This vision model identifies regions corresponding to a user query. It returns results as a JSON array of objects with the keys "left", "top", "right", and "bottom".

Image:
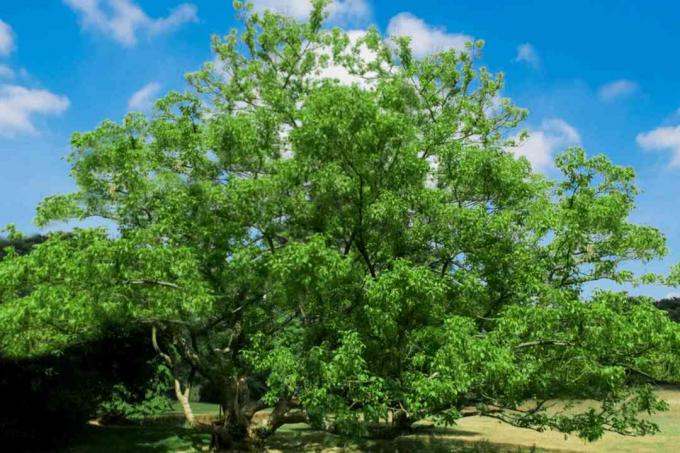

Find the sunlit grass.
[{"left": 66, "top": 386, "right": 680, "bottom": 452}]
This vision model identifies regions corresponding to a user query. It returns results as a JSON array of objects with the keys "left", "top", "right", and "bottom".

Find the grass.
[
  {"left": 167, "top": 401, "right": 220, "bottom": 416},
  {"left": 443, "top": 386, "right": 680, "bottom": 453},
  {"left": 63, "top": 424, "right": 211, "bottom": 453},
  {"left": 64, "top": 425, "right": 528, "bottom": 453},
  {"left": 63, "top": 386, "right": 680, "bottom": 452}
]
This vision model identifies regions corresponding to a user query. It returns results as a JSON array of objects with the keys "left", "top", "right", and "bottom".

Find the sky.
[{"left": 1, "top": 0, "right": 680, "bottom": 298}]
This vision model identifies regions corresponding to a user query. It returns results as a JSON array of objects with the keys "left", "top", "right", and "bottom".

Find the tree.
[
  {"left": 1, "top": 1, "right": 680, "bottom": 448},
  {"left": 656, "top": 296, "right": 680, "bottom": 323}
]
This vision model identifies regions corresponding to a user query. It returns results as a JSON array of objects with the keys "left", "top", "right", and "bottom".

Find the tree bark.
[
  {"left": 209, "top": 395, "right": 307, "bottom": 451},
  {"left": 248, "top": 397, "right": 307, "bottom": 440},
  {"left": 174, "top": 379, "right": 196, "bottom": 427},
  {"left": 151, "top": 326, "right": 198, "bottom": 427},
  {"left": 392, "top": 409, "right": 413, "bottom": 431}
]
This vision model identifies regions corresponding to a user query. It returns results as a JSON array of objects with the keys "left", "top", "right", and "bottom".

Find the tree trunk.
[
  {"left": 209, "top": 376, "right": 252, "bottom": 450},
  {"left": 151, "top": 326, "right": 197, "bottom": 427},
  {"left": 174, "top": 379, "right": 196, "bottom": 427},
  {"left": 209, "top": 413, "right": 254, "bottom": 452},
  {"left": 209, "top": 393, "right": 307, "bottom": 451},
  {"left": 392, "top": 409, "right": 412, "bottom": 430},
  {"left": 247, "top": 398, "right": 307, "bottom": 441}
]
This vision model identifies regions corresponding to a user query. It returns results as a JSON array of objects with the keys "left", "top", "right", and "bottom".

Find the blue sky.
[{"left": 1, "top": 0, "right": 679, "bottom": 298}]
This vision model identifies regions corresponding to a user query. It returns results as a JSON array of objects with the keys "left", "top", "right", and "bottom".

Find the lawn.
[
  {"left": 63, "top": 386, "right": 680, "bottom": 452},
  {"left": 448, "top": 386, "right": 680, "bottom": 453}
]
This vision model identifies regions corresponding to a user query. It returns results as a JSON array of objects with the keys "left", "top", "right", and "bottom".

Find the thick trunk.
[
  {"left": 248, "top": 400, "right": 307, "bottom": 441},
  {"left": 210, "top": 423, "right": 249, "bottom": 451},
  {"left": 209, "top": 376, "right": 253, "bottom": 450},
  {"left": 209, "top": 412, "right": 308, "bottom": 451},
  {"left": 210, "top": 413, "right": 255, "bottom": 452},
  {"left": 209, "top": 395, "right": 306, "bottom": 451},
  {"left": 392, "top": 409, "right": 413, "bottom": 430}
]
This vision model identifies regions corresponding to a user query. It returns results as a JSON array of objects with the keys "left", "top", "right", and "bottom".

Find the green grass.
[
  {"left": 168, "top": 401, "right": 220, "bottom": 417},
  {"left": 62, "top": 425, "right": 211, "bottom": 453},
  {"left": 64, "top": 424, "right": 526, "bottom": 453},
  {"left": 64, "top": 386, "right": 680, "bottom": 452},
  {"left": 443, "top": 386, "right": 680, "bottom": 453}
]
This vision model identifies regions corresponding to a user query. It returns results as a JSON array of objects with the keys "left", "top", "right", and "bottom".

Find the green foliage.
[
  {"left": 1, "top": 0, "right": 679, "bottom": 444},
  {"left": 98, "top": 363, "right": 174, "bottom": 421}
]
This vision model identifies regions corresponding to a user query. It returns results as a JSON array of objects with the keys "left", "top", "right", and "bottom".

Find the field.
[{"left": 60, "top": 386, "right": 680, "bottom": 452}]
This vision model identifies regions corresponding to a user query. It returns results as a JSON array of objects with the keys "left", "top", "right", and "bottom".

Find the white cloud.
[
  {"left": 514, "top": 43, "right": 539, "bottom": 68},
  {"left": 0, "top": 19, "right": 15, "bottom": 56},
  {"left": 315, "top": 30, "right": 378, "bottom": 87},
  {"left": 251, "top": 0, "right": 370, "bottom": 24},
  {"left": 0, "top": 64, "right": 14, "bottom": 79},
  {"left": 128, "top": 82, "right": 161, "bottom": 111},
  {"left": 64, "top": 0, "right": 198, "bottom": 47},
  {"left": 146, "top": 5, "right": 197, "bottom": 35},
  {"left": 636, "top": 124, "right": 680, "bottom": 167},
  {"left": 598, "top": 79, "right": 638, "bottom": 102},
  {"left": 513, "top": 118, "right": 581, "bottom": 171},
  {"left": 386, "top": 12, "right": 472, "bottom": 57},
  {"left": 664, "top": 292, "right": 680, "bottom": 299},
  {"left": 0, "top": 84, "right": 70, "bottom": 136},
  {"left": 326, "top": 0, "right": 370, "bottom": 23}
]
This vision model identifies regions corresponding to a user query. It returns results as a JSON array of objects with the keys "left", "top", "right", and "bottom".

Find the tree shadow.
[
  {"left": 57, "top": 424, "right": 210, "bottom": 453},
  {"left": 60, "top": 421, "right": 527, "bottom": 453},
  {"left": 267, "top": 423, "right": 508, "bottom": 453}
]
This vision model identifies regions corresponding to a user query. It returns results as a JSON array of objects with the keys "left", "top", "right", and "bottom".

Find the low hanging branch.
[{"left": 515, "top": 339, "right": 574, "bottom": 349}]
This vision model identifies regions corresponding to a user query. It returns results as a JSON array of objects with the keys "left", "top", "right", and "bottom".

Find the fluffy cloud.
[
  {"left": 514, "top": 43, "right": 539, "bottom": 68},
  {"left": 513, "top": 118, "right": 581, "bottom": 171},
  {"left": 0, "top": 64, "right": 14, "bottom": 79},
  {"left": 128, "top": 82, "right": 161, "bottom": 111},
  {"left": 636, "top": 124, "right": 680, "bottom": 167},
  {"left": 315, "top": 30, "right": 377, "bottom": 86},
  {"left": 64, "top": 0, "right": 197, "bottom": 46},
  {"left": 386, "top": 12, "right": 472, "bottom": 57},
  {"left": 598, "top": 79, "right": 638, "bottom": 102},
  {"left": 0, "top": 19, "right": 15, "bottom": 56},
  {"left": 250, "top": 0, "right": 370, "bottom": 24},
  {"left": 0, "top": 84, "right": 70, "bottom": 136}
]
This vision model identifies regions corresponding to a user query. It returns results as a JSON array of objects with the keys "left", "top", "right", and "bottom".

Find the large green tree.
[{"left": 2, "top": 1, "right": 680, "bottom": 448}]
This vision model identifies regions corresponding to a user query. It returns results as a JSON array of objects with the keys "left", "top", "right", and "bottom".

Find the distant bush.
[{"left": 98, "top": 362, "right": 174, "bottom": 423}]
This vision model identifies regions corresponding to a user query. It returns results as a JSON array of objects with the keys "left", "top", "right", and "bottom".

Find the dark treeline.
[
  {"left": 0, "top": 234, "right": 48, "bottom": 258},
  {"left": 656, "top": 296, "right": 680, "bottom": 323}
]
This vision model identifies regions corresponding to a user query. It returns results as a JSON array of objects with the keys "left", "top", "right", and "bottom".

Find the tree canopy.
[{"left": 1, "top": 1, "right": 680, "bottom": 448}]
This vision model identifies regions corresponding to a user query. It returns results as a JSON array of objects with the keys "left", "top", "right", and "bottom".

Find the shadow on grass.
[
  {"left": 268, "top": 423, "right": 529, "bottom": 452},
  {"left": 60, "top": 424, "right": 210, "bottom": 453},
  {"left": 61, "top": 422, "right": 535, "bottom": 453}
]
